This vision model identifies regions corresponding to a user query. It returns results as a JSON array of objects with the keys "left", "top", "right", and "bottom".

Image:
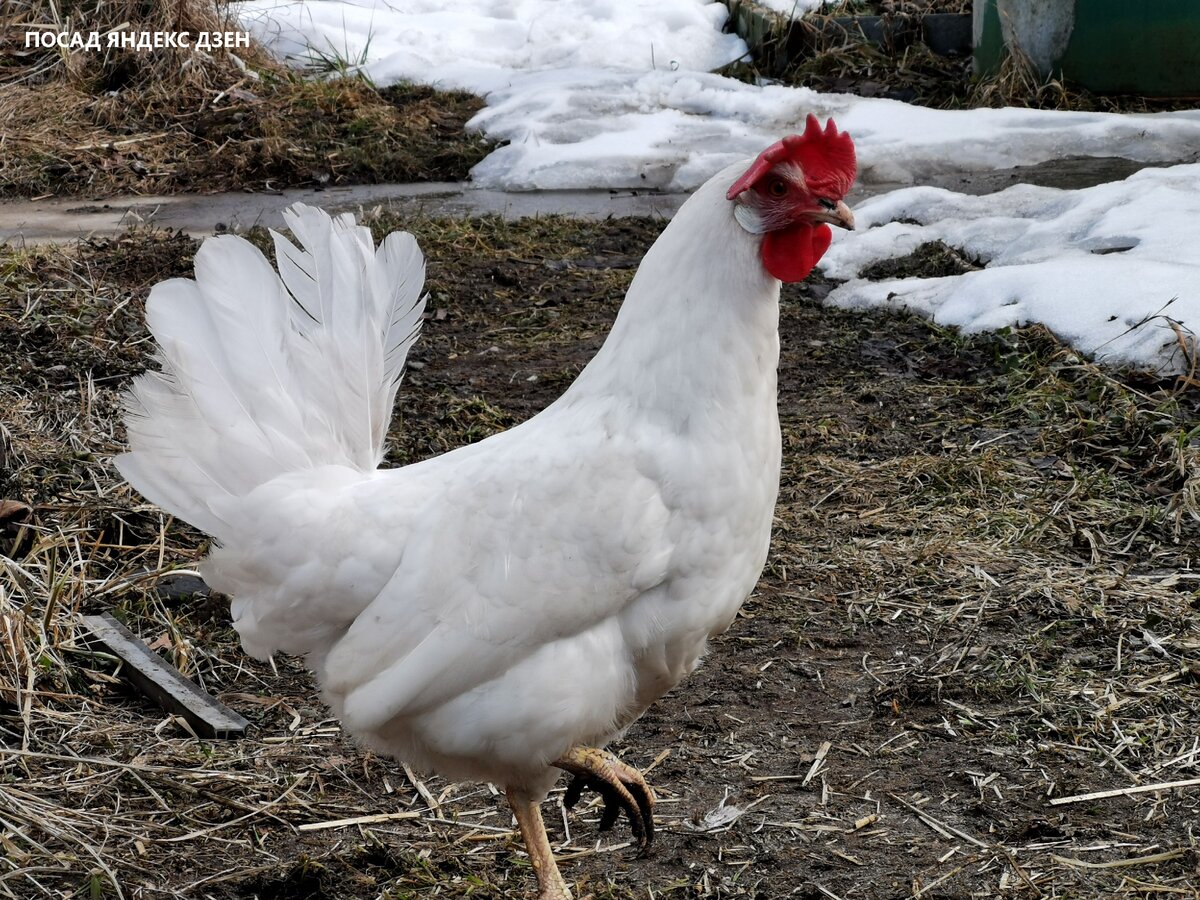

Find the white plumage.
[{"left": 118, "top": 132, "right": 856, "bottom": 894}]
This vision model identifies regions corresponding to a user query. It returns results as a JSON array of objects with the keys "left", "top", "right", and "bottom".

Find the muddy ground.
[{"left": 1, "top": 215, "right": 1198, "bottom": 899}]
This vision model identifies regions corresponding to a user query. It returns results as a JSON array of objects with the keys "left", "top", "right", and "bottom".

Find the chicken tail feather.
[{"left": 117, "top": 203, "right": 426, "bottom": 540}]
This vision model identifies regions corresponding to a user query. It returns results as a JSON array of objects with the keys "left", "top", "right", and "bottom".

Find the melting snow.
[
  {"left": 234, "top": 0, "right": 745, "bottom": 95},
  {"left": 820, "top": 164, "right": 1200, "bottom": 373},
  {"left": 757, "top": 0, "right": 831, "bottom": 17},
  {"left": 235, "top": 0, "right": 1200, "bottom": 191}
]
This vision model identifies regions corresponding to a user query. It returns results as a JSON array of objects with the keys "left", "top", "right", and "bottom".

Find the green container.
[{"left": 974, "top": 0, "right": 1200, "bottom": 96}]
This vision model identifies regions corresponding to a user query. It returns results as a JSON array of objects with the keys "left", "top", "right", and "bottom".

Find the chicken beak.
[
  {"left": 811, "top": 202, "right": 859, "bottom": 232},
  {"left": 811, "top": 200, "right": 855, "bottom": 231},
  {"left": 832, "top": 200, "right": 855, "bottom": 231}
]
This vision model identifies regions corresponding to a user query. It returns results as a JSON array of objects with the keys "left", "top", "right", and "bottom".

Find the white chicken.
[{"left": 118, "top": 115, "right": 857, "bottom": 899}]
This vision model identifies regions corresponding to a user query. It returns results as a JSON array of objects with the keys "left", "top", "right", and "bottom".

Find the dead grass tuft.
[
  {"left": 858, "top": 239, "right": 984, "bottom": 281},
  {"left": 3, "top": 0, "right": 241, "bottom": 91},
  {"left": 967, "top": 44, "right": 1089, "bottom": 112}
]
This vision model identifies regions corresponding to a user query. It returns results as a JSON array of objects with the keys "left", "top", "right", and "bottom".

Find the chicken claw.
[{"left": 554, "top": 747, "right": 656, "bottom": 854}]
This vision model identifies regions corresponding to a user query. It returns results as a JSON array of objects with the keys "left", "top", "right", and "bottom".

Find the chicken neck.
[{"left": 561, "top": 164, "right": 782, "bottom": 427}]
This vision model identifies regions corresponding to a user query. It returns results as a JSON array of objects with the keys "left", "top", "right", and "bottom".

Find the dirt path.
[
  {"left": 0, "top": 155, "right": 1176, "bottom": 245},
  {"left": 0, "top": 183, "right": 688, "bottom": 245}
]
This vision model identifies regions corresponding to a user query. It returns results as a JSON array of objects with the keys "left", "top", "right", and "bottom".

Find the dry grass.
[
  {"left": 0, "top": 216, "right": 1198, "bottom": 898},
  {"left": 3, "top": 0, "right": 240, "bottom": 87},
  {"left": 0, "top": 0, "right": 492, "bottom": 198},
  {"left": 778, "top": 37, "right": 1200, "bottom": 112},
  {"left": 967, "top": 44, "right": 1090, "bottom": 112},
  {"left": 783, "top": 1, "right": 972, "bottom": 13}
]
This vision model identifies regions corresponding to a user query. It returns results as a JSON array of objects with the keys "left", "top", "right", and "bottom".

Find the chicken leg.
[
  {"left": 506, "top": 786, "right": 574, "bottom": 900},
  {"left": 507, "top": 748, "right": 656, "bottom": 899}
]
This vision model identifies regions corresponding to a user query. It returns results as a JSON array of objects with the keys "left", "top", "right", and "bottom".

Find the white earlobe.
[{"left": 733, "top": 204, "right": 766, "bottom": 235}]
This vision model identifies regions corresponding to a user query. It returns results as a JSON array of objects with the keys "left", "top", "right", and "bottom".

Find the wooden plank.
[{"left": 81, "top": 613, "right": 249, "bottom": 739}]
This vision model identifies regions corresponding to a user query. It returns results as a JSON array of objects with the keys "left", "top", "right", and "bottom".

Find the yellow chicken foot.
[
  {"left": 506, "top": 787, "right": 575, "bottom": 900},
  {"left": 554, "top": 746, "right": 656, "bottom": 854}
]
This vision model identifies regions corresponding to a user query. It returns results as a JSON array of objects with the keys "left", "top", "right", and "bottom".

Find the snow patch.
[
  {"left": 820, "top": 165, "right": 1200, "bottom": 373},
  {"left": 235, "top": 0, "right": 1200, "bottom": 192},
  {"left": 756, "top": 0, "right": 831, "bottom": 17},
  {"left": 234, "top": 0, "right": 746, "bottom": 96}
]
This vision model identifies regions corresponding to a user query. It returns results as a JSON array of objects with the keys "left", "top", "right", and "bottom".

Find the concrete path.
[{"left": 0, "top": 156, "right": 1174, "bottom": 245}]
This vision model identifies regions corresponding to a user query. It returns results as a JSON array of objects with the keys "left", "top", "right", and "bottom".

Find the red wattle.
[{"left": 762, "top": 224, "right": 831, "bottom": 283}]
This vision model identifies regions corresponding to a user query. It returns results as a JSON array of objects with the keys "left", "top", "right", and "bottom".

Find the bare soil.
[
  {"left": 0, "top": 75, "right": 492, "bottom": 199},
  {"left": 1, "top": 215, "right": 1198, "bottom": 899}
]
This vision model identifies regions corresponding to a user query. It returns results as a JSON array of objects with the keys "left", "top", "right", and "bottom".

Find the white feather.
[{"left": 117, "top": 203, "right": 427, "bottom": 538}]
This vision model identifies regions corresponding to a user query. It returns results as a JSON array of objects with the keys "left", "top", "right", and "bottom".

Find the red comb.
[{"left": 726, "top": 114, "right": 857, "bottom": 200}]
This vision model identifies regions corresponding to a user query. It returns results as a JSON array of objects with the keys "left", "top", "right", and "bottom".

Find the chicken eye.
[{"left": 767, "top": 178, "right": 788, "bottom": 198}]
